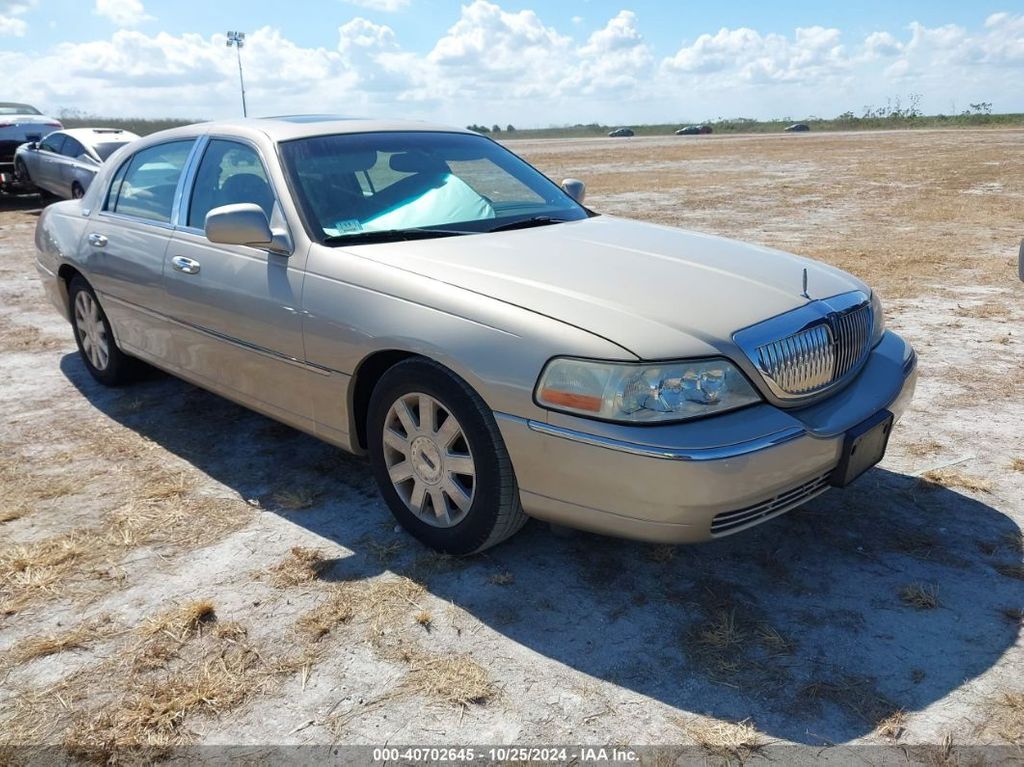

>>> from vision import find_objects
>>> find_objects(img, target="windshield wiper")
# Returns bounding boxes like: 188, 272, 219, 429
486, 216, 570, 233
322, 227, 472, 246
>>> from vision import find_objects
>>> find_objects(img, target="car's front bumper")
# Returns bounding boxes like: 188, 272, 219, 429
496, 330, 917, 543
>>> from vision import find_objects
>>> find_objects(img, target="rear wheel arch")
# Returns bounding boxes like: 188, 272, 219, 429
57, 264, 84, 319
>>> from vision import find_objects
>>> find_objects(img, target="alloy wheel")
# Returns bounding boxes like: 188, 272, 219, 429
382, 392, 475, 527
74, 290, 109, 371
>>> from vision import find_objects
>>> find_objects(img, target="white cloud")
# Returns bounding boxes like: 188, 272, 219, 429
0, 5, 1021, 126
570, 10, 653, 94
0, 0, 32, 37
0, 14, 26, 35
427, 0, 572, 88
343, 0, 409, 12
661, 25, 847, 84
864, 31, 902, 59
339, 17, 397, 52
94, 0, 153, 27
0, 0, 35, 12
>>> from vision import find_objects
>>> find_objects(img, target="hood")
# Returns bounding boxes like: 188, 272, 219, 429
343, 215, 866, 360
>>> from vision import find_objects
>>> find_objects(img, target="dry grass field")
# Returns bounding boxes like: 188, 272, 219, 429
0, 128, 1022, 760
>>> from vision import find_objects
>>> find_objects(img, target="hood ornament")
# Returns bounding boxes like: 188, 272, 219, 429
800, 267, 810, 300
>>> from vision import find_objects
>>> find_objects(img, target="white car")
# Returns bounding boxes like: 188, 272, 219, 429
15, 128, 139, 200
0, 102, 62, 193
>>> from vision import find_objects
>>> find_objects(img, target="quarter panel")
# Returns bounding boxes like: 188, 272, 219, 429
34, 201, 90, 317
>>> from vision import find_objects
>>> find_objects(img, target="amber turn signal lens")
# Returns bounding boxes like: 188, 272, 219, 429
539, 388, 602, 412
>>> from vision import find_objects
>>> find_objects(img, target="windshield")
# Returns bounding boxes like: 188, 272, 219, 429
280, 131, 587, 243
0, 103, 41, 116
93, 141, 130, 161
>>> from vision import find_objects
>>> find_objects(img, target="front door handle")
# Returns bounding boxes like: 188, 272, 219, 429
171, 256, 201, 275
87, 233, 107, 248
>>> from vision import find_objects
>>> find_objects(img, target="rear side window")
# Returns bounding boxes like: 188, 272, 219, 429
107, 140, 194, 224
105, 159, 131, 211
61, 137, 85, 159
187, 140, 275, 229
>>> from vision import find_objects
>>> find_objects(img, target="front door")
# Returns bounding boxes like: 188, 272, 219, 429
162, 138, 311, 427
32, 132, 65, 191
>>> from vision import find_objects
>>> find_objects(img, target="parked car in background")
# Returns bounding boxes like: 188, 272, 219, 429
15, 128, 139, 199
785, 123, 811, 133
676, 125, 712, 135
34, 116, 917, 555
608, 127, 634, 137
0, 102, 62, 195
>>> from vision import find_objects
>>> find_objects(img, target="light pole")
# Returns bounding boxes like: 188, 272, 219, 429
226, 30, 247, 117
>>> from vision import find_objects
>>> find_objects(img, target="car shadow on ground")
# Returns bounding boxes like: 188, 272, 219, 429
0, 193, 44, 215
61, 353, 1022, 745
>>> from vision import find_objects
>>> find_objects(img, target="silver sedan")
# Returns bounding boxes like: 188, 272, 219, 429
33, 116, 917, 554
16, 128, 138, 199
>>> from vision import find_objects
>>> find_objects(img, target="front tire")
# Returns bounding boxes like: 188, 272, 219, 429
14, 158, 29, 183
68, 276, 135, 386
367, 358, 528, 555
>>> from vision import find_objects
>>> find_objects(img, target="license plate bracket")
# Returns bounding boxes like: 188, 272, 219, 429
830, 410, 894, 488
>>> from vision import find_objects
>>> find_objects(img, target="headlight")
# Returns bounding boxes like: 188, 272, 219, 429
535, 357, 761, 423
870, 289, 885, 346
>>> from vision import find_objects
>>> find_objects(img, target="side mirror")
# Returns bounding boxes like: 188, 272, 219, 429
205, 203, 290, 254
561, 178, 586, 204
28, 142, 38, 150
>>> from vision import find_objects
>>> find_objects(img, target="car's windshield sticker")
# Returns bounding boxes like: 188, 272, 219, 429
326, 219, 363, 237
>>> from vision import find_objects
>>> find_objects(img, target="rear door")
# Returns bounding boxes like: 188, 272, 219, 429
163, 137, 310, 425
83, 139, 197, 362
56, 135, 92, 197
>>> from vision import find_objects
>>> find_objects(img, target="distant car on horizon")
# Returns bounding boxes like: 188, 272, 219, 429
608, 127, 634, 137
15, 127, 139, 199
0, 102, 62, 193
676, 125, 712, 135
785, 123, 811, 133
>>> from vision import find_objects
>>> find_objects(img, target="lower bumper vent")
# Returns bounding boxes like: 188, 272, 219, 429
710, 471, 832, 536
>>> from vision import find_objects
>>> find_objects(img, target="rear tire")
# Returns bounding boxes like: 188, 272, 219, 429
367, 358, 528, 555
68, 276, 135, 386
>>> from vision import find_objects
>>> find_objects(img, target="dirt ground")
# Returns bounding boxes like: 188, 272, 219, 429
1, 129, 1022, 761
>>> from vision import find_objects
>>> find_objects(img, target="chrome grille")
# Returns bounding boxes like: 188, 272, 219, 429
734, 291, 873, 401
710, 471, 832, 536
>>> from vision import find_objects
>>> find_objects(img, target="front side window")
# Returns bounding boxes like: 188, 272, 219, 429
280, 131, 587, 243
108, 140, 194, 224
39, 133, 65, 154
188, 139, 275, 229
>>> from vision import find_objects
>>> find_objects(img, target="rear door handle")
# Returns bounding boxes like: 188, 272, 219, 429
87, 233, 107, 248
171, 256, 201, 275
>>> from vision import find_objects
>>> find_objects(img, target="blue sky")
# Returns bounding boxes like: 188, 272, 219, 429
1, 1, 1022, 124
